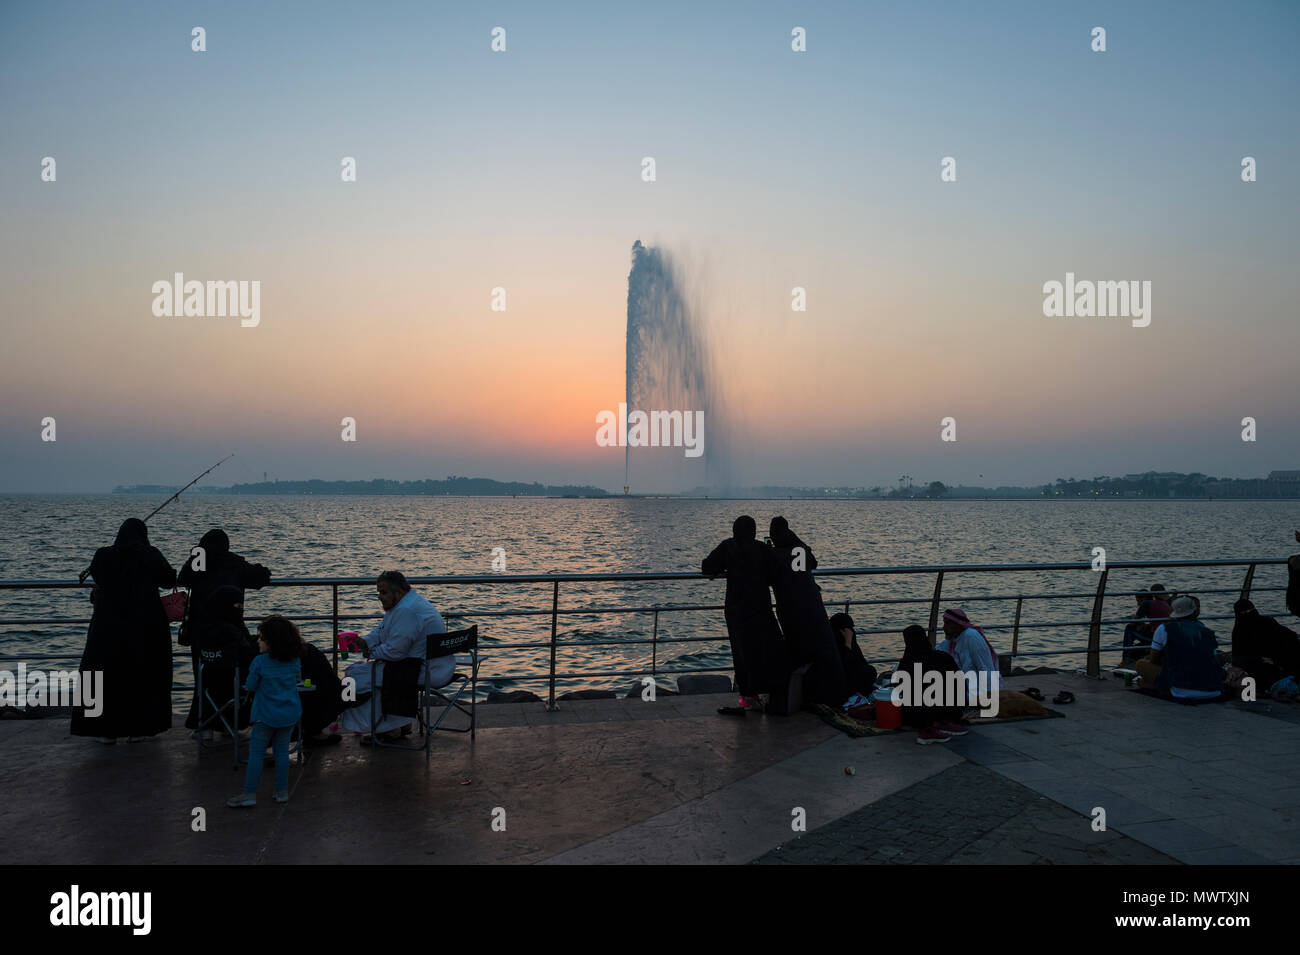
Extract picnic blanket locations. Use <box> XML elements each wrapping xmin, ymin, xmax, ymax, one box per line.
<box><xmin>813</xmin><ymin>698</ymin><xmax>1064</xmax><ymax>739</ymax></box>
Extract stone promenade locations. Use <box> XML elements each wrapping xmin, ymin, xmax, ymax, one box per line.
<box><xmin>0</xmin><ymin>672</ymin><xmax>1294</xmax><ymax>864</ymax></box>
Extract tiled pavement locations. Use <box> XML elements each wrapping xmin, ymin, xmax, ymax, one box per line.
<box><xmin>3</xmin><ymin>674</ymin><xmax>1294</xmax><ymax>863</ymax></box>
<box><xmin>754</xmin><ymin>763</ymin><xmax>1177</xmax><ymax>864</ymax></box>
<box><xmin>759</xmin><ymin>674</ymin><xmax>1297</xmax><ymax>865</ymax></box>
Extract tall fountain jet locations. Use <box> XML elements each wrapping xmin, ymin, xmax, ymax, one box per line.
<box><xmin>624</xmin><ymin>240</ymin><xmax>729</xmax><ymax>493</ymax></box>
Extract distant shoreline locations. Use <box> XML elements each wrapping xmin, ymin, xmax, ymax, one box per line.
<box><xmin>2</xmin><ymin>491</ymin><xmax>1297</xmax><ymax>502</ymax></box>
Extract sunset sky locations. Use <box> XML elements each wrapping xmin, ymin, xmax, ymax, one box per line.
<box><xmin>2</xmin><ymin>0</ymin><xmax>1297</xmax><ymax>493</ymax></box>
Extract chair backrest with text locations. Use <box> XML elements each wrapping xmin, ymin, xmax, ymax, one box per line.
<box><xmin>427</xmin><ymin>625</ymin><xmax>478</xmax><ymax>660</ymax></box>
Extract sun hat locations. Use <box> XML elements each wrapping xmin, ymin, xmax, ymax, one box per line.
<box><xmin>1169</xmin><ymin>595</ymin><xmax>1197</xmax><ymax>619</ymax></box>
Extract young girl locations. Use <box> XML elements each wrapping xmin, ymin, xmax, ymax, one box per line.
<box><xmin>228</xmin><ymin>615</ymin><xmax>303</xmax><ymax>807</ymax></box>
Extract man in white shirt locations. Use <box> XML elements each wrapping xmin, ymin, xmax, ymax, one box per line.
<box><xmin>940</xmin><ymin>608</ymin><xmax>1001</xmax><ymax>702</ymax></box>
<box><xmin>339</xmin><ymin>571</ymin><xmax>451</xmax><ymax>737</ymax></box>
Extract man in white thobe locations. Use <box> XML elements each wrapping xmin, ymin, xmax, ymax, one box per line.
<box><xmin>339</xmin><ymin>571</ymin><xmax>451</xmax><ymax>737</ymax></box>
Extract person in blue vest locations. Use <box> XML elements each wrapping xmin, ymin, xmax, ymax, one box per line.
<box><xmin>1137</xmin><ymin>595</ymin><xmax>1225</xmax><ymax>700</ymax></box>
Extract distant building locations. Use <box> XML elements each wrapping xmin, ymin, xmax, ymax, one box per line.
<box><xmin>1267</xmin><ymin>470</ymin><xmax>1300</xmax><ymax>482</ymax></box>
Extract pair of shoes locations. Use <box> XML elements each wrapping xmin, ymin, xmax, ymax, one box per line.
<box><xmin>915</xmin><ymin>727</ymin><xmax>951</xmax><ymax>745</ymax></box>
<box><xmin>226</xmin><ymin>793</ymin><xmax>257</xmax><ymax>808</ymax></box>
<box><xmin>1024</xmin><ymin>687</ymin><xmax>1045</xmax><ymax>701</ymax></box>
<box><xmin>934</xmin><ymin>720</ymin><xmax>969</xmax><ymax>737</ymax></box>
<box><xmin>93</xmin><ymin>737</ymin><xmax>116</xmax><ymax>744</ymax></box>
<box><xmin>719</xmin><ymin>694</ymin><xmax>760</xmax><ymax>717</ymax></box>
<box><xmin>273</xmin><ymin>790</ymin><xmax>289</xmax><ymax>804</ymax></box>
<box><xmin>1053</xmin><ymin>691</ymin><xmax>1076</xmax><ymax>705</ymax></box>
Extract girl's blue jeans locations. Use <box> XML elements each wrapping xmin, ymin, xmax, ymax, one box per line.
<box><xmin>244</xmin><ymin>722</ymin><xmax>294</xmax><ymax>794</ymax></box>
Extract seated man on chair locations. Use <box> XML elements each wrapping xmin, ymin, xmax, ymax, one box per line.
<box><xmin>338</xmin><ymin>571</ymin><xmax>451</xmax><ymax>739</ymax></box>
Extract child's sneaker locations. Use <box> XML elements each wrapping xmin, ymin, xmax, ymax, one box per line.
<box><xmin>273</xmin><ymin>790</ymin><xmax>289</xmax><ymax>804</ymax></box>
<box><xmin>915</xmin><ymin>727</ymin><xmax>951</xmax><ymax>745</ymax></box>
<box><xmin>934</xmin><ymin>720</ymin><xmax>969</xmax><ymax>737</ymax></box>
<box><xmin>227</xmin><ymin>793</ymin><xmax>257</xmax><ymax>808</ymax></box>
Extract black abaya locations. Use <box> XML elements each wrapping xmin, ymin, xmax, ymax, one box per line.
<box><xmin>768</xmin><ymin>522</ymin><xmax>848</xmax><ymax>706</ymax></box>
<box><xmin>702</xmin><ymin>537</ymin><xmax>788</xmax><ymax>697</ymax></box>
<box><xmin>70</xmin><ymin>519</ymin><xmax>177</xmax><ymax>739</ymax></box>
<box><xmin>179</xmin><ymin>529</ymin><xmax>271</xmax><ymax>728</ymax></box>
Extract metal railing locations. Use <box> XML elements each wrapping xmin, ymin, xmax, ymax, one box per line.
<box><xmin>0</xmin><ymin>557</ymin><xmax>1291</xmax><ymax>710</ymax></box>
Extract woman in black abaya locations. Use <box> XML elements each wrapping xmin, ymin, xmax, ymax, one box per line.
<box><xmin>179</xmin><ymin>528</ymin><xmax>271</xmax><ymax>730</ymax></box>
<box><xmin>70</xmin><ymin>518</ymin><xmax>177</xmax><ymax>741</ymax></box>
<box><xmin>768</xmin><ymin>516</ymin><xmax>848</xmax><ymax>707</ymax></box>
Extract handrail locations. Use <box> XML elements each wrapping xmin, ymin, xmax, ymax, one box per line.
<box><xmin>0</xmin><ymin>555</ymin><xmax>1288</xmax><ymax>590</ymax></box>
<box><xmin>1</xmin><ymin>556</ymin><xmax>1291</xmax><ymax>710</ymax></box>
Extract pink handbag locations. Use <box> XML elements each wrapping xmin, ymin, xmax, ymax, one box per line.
<box><xmin>161</xmin><ymin>588</ymin><xmax>188</xmax><ymax>623</ymax></box>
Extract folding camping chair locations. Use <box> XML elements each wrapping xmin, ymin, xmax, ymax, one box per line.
<box><xmin>194</xmin><ymin>653</ymin><xmax>247</xmax><ymax>769</ymax></box>
<box><xmin>370</xmin><ymin>625</ymin><xmax>478</xmax><ymax>756</ymax></box>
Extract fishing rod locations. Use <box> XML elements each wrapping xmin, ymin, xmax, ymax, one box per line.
<box><xmin>78</xmin><ymin>454</ymin><xmax>235</xmax><ymax>584</ymax></box>
<box><xmin>140</xmin><ymin>453</ymin><xmax>234</xmax><ymax>523</ymax></box>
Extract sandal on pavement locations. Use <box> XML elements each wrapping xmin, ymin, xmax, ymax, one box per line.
<box><xmin>1024</xmin><ymin>687</ymin><xmax>1045</xmax><ymax>702</ymax></box>
<box><xmin>1053</xmin><ymin>690</ymin><xmax>1076</xmax><ymax>705</ymax></box>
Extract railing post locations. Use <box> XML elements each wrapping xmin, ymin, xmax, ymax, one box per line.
<box><xmin>331</xmin><ymin>583</ymin><xmax>339</xmax><ymax>674</ymax></box>
<box><xmin>1011</xmin><ymin>596</ymin><xmax>1023</xmax><ymax>664</ymax></box>
<box><xmin>651</xmin><ymin>607</ymin><xmax>659</xmax><ymax>677</ymax></box>
<box><xmin>547</xmin><ymin>580</ymin><xmax>559</xmax><ymax>711</ymax></box>
<box><xmin>927</xmin><ymin>571</ymin><xmax>944</xmax><ymax>643</ymax></box>
<box><xmin>1239</xmin><ymin>563</ymin><xmax>1257</xmax><ymax>602</ymax></box>
<box><xmin>1087</xmin><ymin>568</ymin><xmax>1108</xmax><ymax>678</ymax></box>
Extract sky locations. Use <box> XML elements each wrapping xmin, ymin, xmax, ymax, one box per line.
<box><xmin>1</xmin><ymin>0</ymin><xmax>1297</xmax><ymax>493</ymax></box>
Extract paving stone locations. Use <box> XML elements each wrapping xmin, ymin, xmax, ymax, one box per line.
<box><xmin>1116</xmin><ymin>819</ymin><xmax>1233</xmax><ymax>860</ymax></box>
<box><xmin>750</xmin><ymin>763</ymin><xmax>1176</xmax><ymax>866</ymax></box>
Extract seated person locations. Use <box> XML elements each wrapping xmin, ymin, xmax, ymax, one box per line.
<box><xmin>1136</xmin><ymin>595</ymin><xmax>1224</xmax><ymax>699</ymax></box>
<box><xmin>897</xmin><ymin>625</ymin><xmax>965</xmax><ymax>744</ymax></box>
<box><xmin>192</xmin><ymin>585</ymin><xmax>258</xmax><ymax>734</ymax></box>
<box><xmin>338</xmin><ymin>571</ymin><xmax>451</xmax><ymax>739</ymax></box>
<box><xmin>1122</xmin><ymin>587</ymin><xmax>1151</xmax><ymax>666</ymax></box>
<box><xmin>299</xmin><ymin>639</ymin><xmax>345</xmax><ymax>744</ymax></box>
<box><xmin>938</xmin><ymin>608</ymin><xmax>1001</xmax><ymax>697</ymax></box>
<box><xmin>828</xmin><ymin>612</ymin><xmax>878</xmax><ymax>698</ymax></box>
<box><xmin>1289</xmin><ymin>542</ymin><xmax>1300</xmax><ymax>618</ymax></box>
<box><xmin>1231</xmin><ymin>598</ymin><xmax>1299</xmax><ymax>690</ymax></box>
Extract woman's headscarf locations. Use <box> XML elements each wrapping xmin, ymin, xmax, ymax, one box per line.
<box><xmin>769</xmin><ymin>516</ymin><xmax>804</xmax><ymax>550</ymax></box>
<box><xmin>829</xmin><ymin>612</ymin><xmax>856</xmax><ymax>647</ymax></box>
<box><xmin>205</xmin><ymin>585</ymin><xmax>244</xmax><ymax>624</ymax></box>
<box><xmin>198</xmin><ymin>528</ymin><xmax>231</xmax><ymax>562</ymax></box>
<box><xmin>113</xmin><ymin>517</ymin><xmax>149</xmax><ymax>550</ymax></box>
<box><xmin>900</xmin><ymin>624</ymin><xmax>932</xmax><ymax>672</ymax></box>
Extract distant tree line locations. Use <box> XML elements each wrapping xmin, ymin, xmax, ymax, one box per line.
<box><xmin>114</xmin><ymin>477</ymin><xmax>610</xmax><ymax>497</ymax></box>
<box><xmin>1041</xmin><ymin>471</ymin><xmax>1300</xmax><ymax>499</ymax></box>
